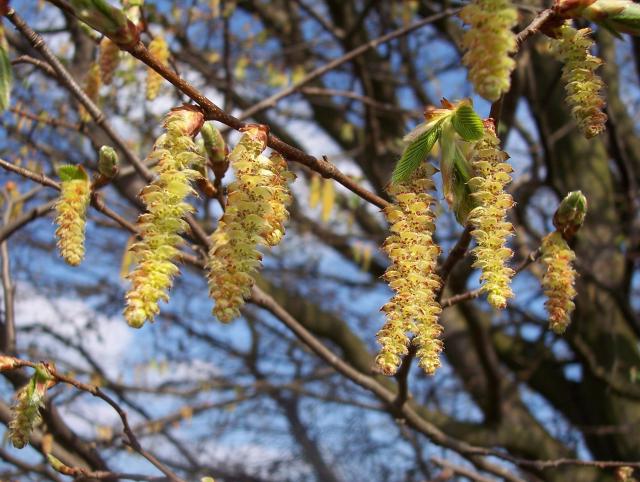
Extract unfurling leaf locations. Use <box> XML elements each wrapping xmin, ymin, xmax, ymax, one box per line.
<box><xmin>451</xmin><ymin>103</ymin><xmax>484</xmax><ymax>141</ymax></box>
<box><xmin>392</xmin><ymin>122</ymin><xmax>441</xmax><ymax>183</ymax></box>
<box><xmin>69</xmin><ymin>0</ymin><xmax>140</xmax><ymax>47</ymax></box>
<box><xmin>556</xmin><ymin>0</ymin><xmax>640</xmax><ymax>36</ymax></box>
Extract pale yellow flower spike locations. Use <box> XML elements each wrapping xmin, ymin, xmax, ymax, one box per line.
<box><xmin>376</xmin><ymin>165</ymin><xmax>443</xmax><ymax>376</ymax></box>
<box><xmin>99</xmin><ymin>37</ymin><xmax>120</xmax><ymax>85</ymax></box>
<box><xmin>468</xmin><ymin>120</ymin><xmax>515</xmax><ymax>309</ymax></box>
<box><xmin>460</xmin><ymin>0</ymin><xmax>518</xmax><ymax>101</ymax></box>
<box><xmin>124</xmin><ymin>107</ymin><xmax>204</xmax><ymax>328</ymax></box>
<box><xmin>147</xmin><ymin>36</ymin><xmax>170</xmax><ymax>100</ymax></box>
<box><xmin>207</xmin><ymin>126</ymin><xmax>294</xmax><ymax>323</ymax></box>
<box><xmin>55</xmin><ymin>173</ymin><xmax>91</xmax><ymax>266</ymax></box>
<box><xmin>550</xmin><ymin>23</ymin><xmax>607</xmax><ymax>139</ymax></box>
<box><xmin>79</xmin><ymin>62</ymin><xmax>101</xmax><ymax>122</ymax></box>
<box><xmin>541</xmin><ymin>231</ymin><xmax>577</xmax><ymax>334</ymax></box>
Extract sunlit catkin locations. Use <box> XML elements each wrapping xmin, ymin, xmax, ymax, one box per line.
<box><xmin>460</xmin><ymin>0</ymin><xmax>518</xmax><ymax>101</ymax></box>
<box><xmin>207</xmin><ymin>126</ymin><xmax>294</xmax><ymax>323</ymax></box>
<box><xmin>55</xmin><ymin>168</ymin><xmax>91</xmax><ymax>266</ymax></box>
<box><xmin>124</xmin><ymin>107</ymin><xmax>204</xmax><ymax>328</ymax></box>
<box><xmin>146</xmin><ymin>36</ymin><xmax>169</xmax><ymax>100</ymax></box>
<box><xmin>99</xmin><ymin>37</ymin><xmax>120</xmax><ymax>85</ymax></box>
<box><xmin>550</xmin><ymin>24</ymin><xmax>607</xmax><ymax>138</ymax></box>
<box><xmin>376</xmin><ymin>166</ymin><xmax>443</xmax><ymax>376</ymax></box>
<box><xmin>541</xmin><ymin>231</ymin><xmax>577</xmax><ymax>334</ymax></box>
<box><xmin>468</xmin><ymin>120</ymin><xmax>514</xmax><ymax>309</ymax></box>
<box><xmin>79</xmin><ymin>62</ymin><xmax>101</xmax><ymax>122</ymax></box>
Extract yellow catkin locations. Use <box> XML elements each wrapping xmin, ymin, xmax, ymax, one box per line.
<box><xmin>79</xmin><ymin>62</ymin><xmax>101</xmax><ymax>122</ymax></box>
<box><xmin>264</xmin><ymin>152</ymin><xmax>295</xmax><ymax>246</ymax></box>
<box><xmin>550</xmin><ymin>24</ymin><xmax>607</xmax><ymax>138</ymax></box>
<box><xmin>460</xmin><ymin>0</ymin><xmax>518</xmax><ymax>102</ymax></box>
<box><xmin>468</xmin><ymin>120</ymin><xmax>514</xmax><ymax>309</ymax></box>
<box><xmin>124</xmin><ymin>107</ymin><xmax>204</xmax><ymax>328</ymax></box>
<box><xmin>541</xmin><ymin>231</ymin><xmax>577</xmax><ymax>334</ymax></box>
<box><xmin>376</xmin><ymin>166</ymin><xmax>443</xmax><ymax>376</ymax></box>
<box><xmin>146</xmin><ymin>36</ymin><xmax>170</xmax><ymax>100</ymax></box>
<box><xmin>55</xmin><ymin>174</ymin><xmax>91</xmax><ymax>266</ymax></box>
<box><xmin>99</xmin><ymin>37</ymin><xmax>120</xmax><ymax>85</ymax></box>
<box><xmin>207</xmin><ymin>126</ymin><xmax>294</xmax><ymax>323</ymax></box>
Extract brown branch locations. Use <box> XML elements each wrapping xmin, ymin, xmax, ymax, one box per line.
<box><xmin>0</xmin><ymin>190</ymin><xmax>16</xmax><ymax>354</ymax></box>
<box><xmin>42</xmin><ymin>4</ymin><xmax>460</xmax><ymax>210</ymax></box>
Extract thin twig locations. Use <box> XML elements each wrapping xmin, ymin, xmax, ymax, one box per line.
<box><xmin>0</xmin><ymin>357</ymin><xmax>186</xmax><ymax>482</ymax></box>
<box><xmin>0</xmin><ymin>189</ymin><xmax>16</xmax><ymax>354</ymax></box>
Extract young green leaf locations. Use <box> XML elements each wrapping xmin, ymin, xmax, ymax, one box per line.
<box><xmin>58</xmin><ymin>165</ymin><xmax>89</xmax><ymax>182</ymax></box>
<box><xmin>451</xmin><ymin>104</ymin><xmax>484</xmax><ymax>141</ymax></box>
<box><xmin>392</xmin><ymin>123</ymin><xmax>441</xmax><ymax>183</ymax></box>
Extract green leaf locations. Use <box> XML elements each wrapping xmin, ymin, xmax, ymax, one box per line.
<box><xmin>451</xmin><ymin>104</ymin><xmax>484</xmax><ymax>141</ymax></box>
<box><xmin>0</xmin><ymin>29</ymin><xmax>13</xmax><ymax>112</ymax></box>
<box><xmin>58</xmin><ymin>165</ymin><xmax>88</xmax><ymax>182</ymax></box>
<box><xmin>392</xmin><ymin>123</ymin><xmax>441</xmax><ymax>183</ymax></box>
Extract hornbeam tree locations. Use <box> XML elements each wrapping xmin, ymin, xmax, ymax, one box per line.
<box><xmin>0</xmin><ymin>0</ymin><xmax>639</xmax><ymax>481</ymax></box>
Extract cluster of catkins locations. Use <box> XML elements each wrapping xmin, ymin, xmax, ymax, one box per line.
<box><xmin>467</xmin><ymin>120</ymin><xmax>515</xmax><ymax>309</ymax></box>
<box><xmin>376</xmin><ymin>118</ymin><xmax>518</xmax><ymax>375</ymax></box>
<box><xmin>550</xmin><ymin>23</ymin><xmax>607</xmax><ymax>138</ymax></box>
<box><xmin>460</xmin><ymin>0</ymin><xmax>518</xmax><ymax>101</ymax></box>
<box><xmin>124</xmin><ymin>108</ymin><xmax>203</xmax><ymax>328</ymax></box>
<box><xmin>376</xmin><ymin>166</ymin><xmax>443</xmax><ymax>375</ymax></box>
<box><xmin>207</xmin><ymin>126</ymin><xmax>294</xmax><ymax>322</ymax></box>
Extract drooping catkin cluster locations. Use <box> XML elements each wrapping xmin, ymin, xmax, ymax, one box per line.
<box><xmin>146</xmin><ymin>36</ymin><xmax>169</xmax><ymax>100</ymax></box>
<box><xmin>124</xmin><ymin>108</ymin><xmax>203</xmax><ymax>328</ymax></box>
<box><xmin>460</xmin><ymin>0</ymin><xmax>518</xmax><ymax>101</ymax></box>
<box><xmin>550</xmin><ymin>24</ymin><xmax>607</xmax><ymax>138</ymax></box>
<box><xmin>55</xmin><ymin>170</ymin><xmax>91</xmax><ymax>266</ymax></box>
<box><xmin>541</xmin><ymin>231</ymin><xmax>577</xmax><ymax>334</ymax></box>
<box><xmin>207</xmin><ymin>126</ymin><xmax>294</xmax><ymax>323</ymax></box>
<box><xmin>99</xmin><ymin>37</ymin><xmax>120</xmax><ymax>85</ymax></box>
<box><xmin>9</xmin><ymin>365</ymin><xmax>54</xmax><ymax>449</ymax></box>
<box><xmin>468</xmin><ymin>121</ymin><xmax>514</xmax><ymax>309</ymax></box>
<box><xmin>376</xmin><ymin>166</ymin><xmax>443</xmax><ymax>376</ymax></box>
<box><xmin>79</xmin><ymin>62</ymin><xmax>101</xmax><ymax>122</ymax></box>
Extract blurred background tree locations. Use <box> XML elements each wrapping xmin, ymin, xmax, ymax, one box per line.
<box><xmin>0</xmin><ymin>0</ymin><xmax>638</xmax><ymax>481</ymax></box>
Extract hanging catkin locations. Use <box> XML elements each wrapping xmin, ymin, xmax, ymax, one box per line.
<box><xmin>460</xmin><ymin>0</ymin><xmax>518</xmax><ymax>101</ymax></box>
<box><xmin>124</xmin><ymin>107</ymin><xmax>204</xmax><ymax>328</ymax></box>
<box><xmin>207</xmin><ymin>126</ymin><xmax>294</xmax><ymax>323</ymax></box>
<box><xmin>550</xmin><ymin>23</ymin><xmax>607</xmax><ymax>138</ymax></box>
<box><xmin>376</xmin><ymin>165</ymin><xmax>443</xmax><ymax>376</ymax></box>
<box><xmin>468</xmin><ymin>120</ymin><xmax>514</xmax><ymax>309</ymax></box>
